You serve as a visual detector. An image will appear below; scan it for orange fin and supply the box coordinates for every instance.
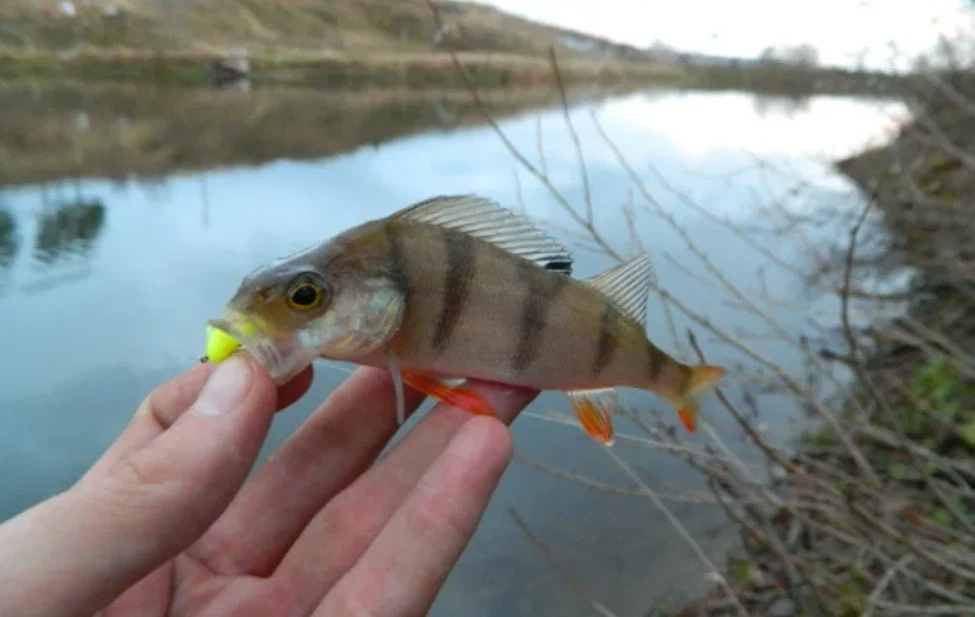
[678,406,698,433]
[566,387,618,446]
[672,365,726,434]
[401,371,495,416]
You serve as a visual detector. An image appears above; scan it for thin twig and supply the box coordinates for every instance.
[508,508,620,617]
[601,446,751,617]
[548,46,594,225]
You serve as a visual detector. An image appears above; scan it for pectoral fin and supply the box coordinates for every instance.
[566,387,619,446]
[387,351,407,426]
[401,370,495,416]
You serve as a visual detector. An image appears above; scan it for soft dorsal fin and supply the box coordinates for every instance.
[582,253,653,326]
[391,194,573,276]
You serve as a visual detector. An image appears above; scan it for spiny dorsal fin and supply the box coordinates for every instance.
[391,194,573,276]
[582,253,653,327]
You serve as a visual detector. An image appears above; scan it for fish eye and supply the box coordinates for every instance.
[286,275,326,311]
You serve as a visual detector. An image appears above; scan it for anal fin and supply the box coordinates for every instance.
[677,405,697,434]
[401,370,496,417]
[566,387,618,446]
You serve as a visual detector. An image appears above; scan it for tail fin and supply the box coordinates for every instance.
[671,365,725,433]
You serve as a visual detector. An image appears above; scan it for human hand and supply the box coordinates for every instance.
[0,352,537,617]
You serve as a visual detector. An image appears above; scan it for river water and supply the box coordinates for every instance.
[0,81,908,616]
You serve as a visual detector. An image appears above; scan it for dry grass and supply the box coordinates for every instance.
[0,0,663,62]
[0,0,686,88]
[0,46,687,90]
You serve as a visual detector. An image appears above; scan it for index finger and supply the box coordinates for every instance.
[312,415,514,617]
[86,363,313,478]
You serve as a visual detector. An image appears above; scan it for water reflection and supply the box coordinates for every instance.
[0,84,909,616]
[33,199,106,266]
[0,209,17,269]
[751,92,813,118]
[0,81,617,188]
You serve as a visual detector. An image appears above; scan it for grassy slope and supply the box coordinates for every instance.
[0,1,685,87]
[1,1,904,96]
[1,0,660,62]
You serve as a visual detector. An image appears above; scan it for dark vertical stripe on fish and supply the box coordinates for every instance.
[513,259,569,373]
[383,221,409,297]
[646,338,664,382]
[432,229,476,353]
[592,300,618,377]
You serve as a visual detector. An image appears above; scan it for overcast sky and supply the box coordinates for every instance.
[481,0,972,69]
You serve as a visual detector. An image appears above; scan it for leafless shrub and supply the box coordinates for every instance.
[425,2,975,615]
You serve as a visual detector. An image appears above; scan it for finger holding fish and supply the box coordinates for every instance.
[273,377,537,614]
[185,365,429,577]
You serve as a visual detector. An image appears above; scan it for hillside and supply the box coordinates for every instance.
[0,0,661,63]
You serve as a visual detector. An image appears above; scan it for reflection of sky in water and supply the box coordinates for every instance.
[0,89,906,616]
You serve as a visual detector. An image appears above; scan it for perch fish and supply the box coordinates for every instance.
[203,195,725,444]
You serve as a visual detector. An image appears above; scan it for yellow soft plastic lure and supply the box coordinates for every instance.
[205,326,241,363]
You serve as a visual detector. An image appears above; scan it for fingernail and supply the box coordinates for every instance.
[193,353,252,417]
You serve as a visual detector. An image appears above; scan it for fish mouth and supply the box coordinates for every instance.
[205,311,319,385]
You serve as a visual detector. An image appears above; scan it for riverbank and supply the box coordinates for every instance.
[663,78,975,617]
[0,47,689,88]
[0,45,915,100]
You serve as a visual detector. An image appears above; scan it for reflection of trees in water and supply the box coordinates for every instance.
[0,82,609,187]
[782,196,911,308]
[751,92,813,118]
[135,178,172,205]
[33,201,106,266]
[0,210,17,269]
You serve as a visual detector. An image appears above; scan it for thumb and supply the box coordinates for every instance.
[0,352,278,617]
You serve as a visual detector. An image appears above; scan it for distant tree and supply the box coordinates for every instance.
[912,53,931,73]
[757,44,819,68]
[757,45,778,66]
[778,43,819,68]
[851,48,869,73]
[932,34,963,72]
